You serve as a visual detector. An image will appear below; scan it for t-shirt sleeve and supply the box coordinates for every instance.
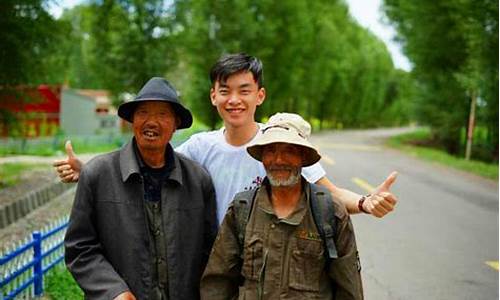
[301,161,326,183]
[175,134,198,160]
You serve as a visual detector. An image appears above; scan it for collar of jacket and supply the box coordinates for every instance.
[257,177,310,225]
[119,139,184,185]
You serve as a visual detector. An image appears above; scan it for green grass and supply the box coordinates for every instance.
[65,139,124,154]
[387,129,498,180]
[44,265,83,300]
[0,162,49,187]
[0,136,128,157]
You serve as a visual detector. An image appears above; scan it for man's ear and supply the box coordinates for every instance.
[175,116,181,130]
[210,87,217,106]
[302,150,308,166]
[256,87,266,106]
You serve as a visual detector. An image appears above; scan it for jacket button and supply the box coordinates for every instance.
[270,224,275,229]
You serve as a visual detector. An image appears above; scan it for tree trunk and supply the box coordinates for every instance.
[465,89,477,160]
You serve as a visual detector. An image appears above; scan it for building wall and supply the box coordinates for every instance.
[95,114,120,135]
[0,85,61,137]
[60,89,98,135]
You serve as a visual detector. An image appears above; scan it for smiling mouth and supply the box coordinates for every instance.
[143,130,159,138]
[269,166,294,172]
[226,108,244,114]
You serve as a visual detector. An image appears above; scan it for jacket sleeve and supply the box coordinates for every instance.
[328,200,364,300]
[64,167,129,300]
[200,204,242,300]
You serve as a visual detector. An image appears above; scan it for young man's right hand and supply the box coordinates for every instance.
[53,140,82,183]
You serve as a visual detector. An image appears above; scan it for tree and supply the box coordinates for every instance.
[84,0,176,103]
[174,0,410,130]
[0,0,68,86]
[6,0,413,133]
[383,0,498,161]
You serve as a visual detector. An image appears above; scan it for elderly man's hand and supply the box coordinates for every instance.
[52,140,82,183]
[113,291,137,300]
[362,171,398,218]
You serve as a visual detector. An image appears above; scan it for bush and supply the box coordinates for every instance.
[387,128,498,180]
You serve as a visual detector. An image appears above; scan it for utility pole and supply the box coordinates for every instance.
[465,89,476,160]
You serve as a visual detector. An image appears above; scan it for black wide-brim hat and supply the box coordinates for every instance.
[118,77,193,129]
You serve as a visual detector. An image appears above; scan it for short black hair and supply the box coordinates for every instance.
[210,53,264,88]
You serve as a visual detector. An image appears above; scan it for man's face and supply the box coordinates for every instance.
[133,101,177,153]
[262,143,304,187]
[210,71,265,129]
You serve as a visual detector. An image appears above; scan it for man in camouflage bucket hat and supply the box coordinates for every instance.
[201,113,363,300]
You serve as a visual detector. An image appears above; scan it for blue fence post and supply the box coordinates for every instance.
[32,231,43,296]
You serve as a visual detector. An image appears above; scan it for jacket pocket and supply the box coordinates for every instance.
[289,238,324,292]
[329,250,364,299]
[241,236,264,281]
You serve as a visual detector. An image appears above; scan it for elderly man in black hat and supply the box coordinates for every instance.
[64,77,218,300]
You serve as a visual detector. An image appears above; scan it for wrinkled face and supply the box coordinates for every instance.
[210,71,265,129]
[262,143,304,187]
[133,101,177,153]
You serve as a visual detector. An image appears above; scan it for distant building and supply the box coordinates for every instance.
[0,85,120,137]
[61,89,120,135]
[0,85,61,137]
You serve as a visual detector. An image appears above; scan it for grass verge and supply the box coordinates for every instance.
[0,163,49,188]
[386,129,498,180]
[0,136,127,157]
[44,265,83,300]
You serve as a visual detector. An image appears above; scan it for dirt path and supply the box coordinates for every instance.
[0,153,98,164]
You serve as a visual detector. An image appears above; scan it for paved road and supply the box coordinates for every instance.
[310,128,499,300]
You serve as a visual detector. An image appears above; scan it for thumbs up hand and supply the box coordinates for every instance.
[53,140,83,183]
[362,171,399,218]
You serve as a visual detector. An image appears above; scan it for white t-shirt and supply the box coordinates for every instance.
[175,126,326,223]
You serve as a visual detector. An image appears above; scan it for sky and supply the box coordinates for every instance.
[346,0,412,71]
[47,0,412,71]
[47,0,81,18]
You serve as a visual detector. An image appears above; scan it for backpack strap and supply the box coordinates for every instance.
[233,185,338,260]
[310,184,338,259]
[232,188,258,252]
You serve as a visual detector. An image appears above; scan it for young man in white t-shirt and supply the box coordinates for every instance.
[54,53,398,223]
